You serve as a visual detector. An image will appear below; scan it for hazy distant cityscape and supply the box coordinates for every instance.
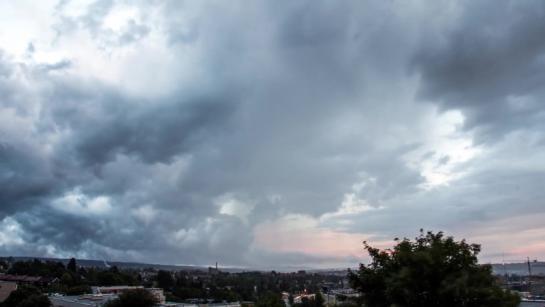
[2,0,545,306]
[0,256,543,306]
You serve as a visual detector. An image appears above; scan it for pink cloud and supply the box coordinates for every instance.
[253,214,391,259]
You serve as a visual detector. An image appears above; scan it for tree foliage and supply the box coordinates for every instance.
[349,230,520,307]
[12,295,52,307]
[156,270,174,290]
[255,291,285,307]
[8,259,66,277]
[3,258,139,296]
[67,258,77,272]
[2,285,51,307]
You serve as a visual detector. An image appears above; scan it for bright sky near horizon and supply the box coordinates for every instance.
[1,0,545,269]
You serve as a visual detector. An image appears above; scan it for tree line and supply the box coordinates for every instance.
[0,230,522,307]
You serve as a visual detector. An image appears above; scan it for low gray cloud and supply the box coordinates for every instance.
[413,0,545,142]
[0,0,544,268]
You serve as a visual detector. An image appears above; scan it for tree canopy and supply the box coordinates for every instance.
[67,258,77,272]
[2,285,51,307]
[349,230,520,307]
[255,291,285,307]
[156,270,174,290]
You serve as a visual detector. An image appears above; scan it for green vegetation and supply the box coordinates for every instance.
[1,285,51,307]
[6,258,139,292]
[0,257,341,305]
[7,259,66,278]
[0,231,521,307]
[255,291,284,307]
[156,270,175,290]
[349,230,521,307]
[165,270,341,303]
[1,257,140,298]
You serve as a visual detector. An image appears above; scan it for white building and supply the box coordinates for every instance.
[49,293,118,307]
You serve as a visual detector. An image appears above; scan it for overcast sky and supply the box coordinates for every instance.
[1,0,545,269]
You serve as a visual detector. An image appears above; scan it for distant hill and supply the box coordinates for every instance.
[0,256,245,273]
[491,261,545,276]
[10,256,542,276]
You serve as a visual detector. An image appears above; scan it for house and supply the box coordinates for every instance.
[0,282,17,302]
[49,293,117,307]
[0,274,56,287]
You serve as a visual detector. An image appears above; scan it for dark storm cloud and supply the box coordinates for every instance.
[0,0,437,266]
[0,144,56,216]
[154,0,429,218]
[0,44,245,263]
[0,54,59,217]
[70,95,236,165]
[413,1,545,141]
[1,0,545,267]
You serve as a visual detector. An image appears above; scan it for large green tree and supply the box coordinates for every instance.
[349,230,520,307]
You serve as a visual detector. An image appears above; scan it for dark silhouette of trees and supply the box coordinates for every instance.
[314,292,325,306]
[104,288,158,307]
[255,291,284,307]
[11,295,51,307]
[93,266,138,286]
[8,259,66,277]
[3,258,139,296]
[1,258,338,305]
[349,230,520,307]
[156,270,174,290]
[67,258,77,272]
[2,285,51,307]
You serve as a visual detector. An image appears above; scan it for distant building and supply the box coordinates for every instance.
[92,285,144,295]
[0,274,56,287]
[293,293,315,304]
[0,281,17,303]
[148,288,166,304]
[208,262,220,275]
[49,293,117,307]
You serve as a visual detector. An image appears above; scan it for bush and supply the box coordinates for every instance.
[2,285,51,307]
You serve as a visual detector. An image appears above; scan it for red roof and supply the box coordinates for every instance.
[0,274,44,282]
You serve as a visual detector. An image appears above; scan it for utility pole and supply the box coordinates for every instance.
[527,257,532,295]
[502,253,507,288]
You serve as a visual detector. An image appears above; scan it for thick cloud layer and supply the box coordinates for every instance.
[0,0,544,268]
